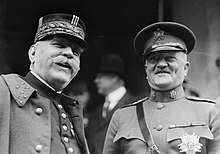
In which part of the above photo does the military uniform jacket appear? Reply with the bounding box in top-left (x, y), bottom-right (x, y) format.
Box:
top-left (0, 73), bottom-right (90, 154)
top-left (103, 88), bottom-right (220, 154)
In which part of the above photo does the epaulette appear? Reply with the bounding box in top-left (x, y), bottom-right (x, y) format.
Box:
top-left (186, 96), bottom-right (216, 104)
top-left (121, 97), bottom-right (149, 109)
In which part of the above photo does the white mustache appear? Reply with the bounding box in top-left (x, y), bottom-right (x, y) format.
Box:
top-left (52, 56), bottom-right (80, 70)
top-left (52, 56), bottom-right (68, 63)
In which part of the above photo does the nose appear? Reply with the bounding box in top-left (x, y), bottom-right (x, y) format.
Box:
top-left (157, 59), bottom-right (168, 69)
top-left (62, 47), bottom-right (74, 58)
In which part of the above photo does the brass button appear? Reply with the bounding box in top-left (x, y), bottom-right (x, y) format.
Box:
top-left (63, 137), bottom-right (69, 142)
top-left (35, 144), bottom-right (43, 152)
top-left (63, 125), bottom-right (68, 131)
top-left (156, 125), bottom-right (163, 131)
top-left (35, 108), bottom-right (43, 115)
top-left (61, 113), bottom-right (67, 119)
top-left (57, 104), bottom-right (63, 109)
top-left (68, 147), bottom-right (74, 153)
top-left (157, 103), bottom-right (164, 110)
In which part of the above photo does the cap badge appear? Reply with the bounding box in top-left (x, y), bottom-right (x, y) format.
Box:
top-left (178, 133), bottom-right (202, 154)
top-left (153, 28), bottom-right (165, 43)
top-left (169, 90), bottom-right (177, 99)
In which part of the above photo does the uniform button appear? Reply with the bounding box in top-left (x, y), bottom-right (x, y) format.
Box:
top-left (63, 137), bottom-right (69, 142)
top-left (58, 104), bottom-right (63, 109)
top-left (20, 91), bottom-right (24, 94)
top-left (35, 144), bottom-right (43, 152)
top-left (63, 125), bottom-right (68, 131)
top-left (156, 125), bottom-right (163, 131)
top-left (157, 103), bottom-right (164, 110)
top-left (35, 108), bottom-right (43, 115)
top-left (68, 147), bottom-right (74, 153)
top-left (61, 113), bottom-right (67, 119)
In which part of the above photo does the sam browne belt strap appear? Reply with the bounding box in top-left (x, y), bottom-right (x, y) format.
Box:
top-left (136, 102), bottom-right (160, 154)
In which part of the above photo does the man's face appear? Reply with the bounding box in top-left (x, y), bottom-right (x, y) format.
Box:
top-left (145, 51), bottom-right (190, 91)
top-left (94, 73), bottom-right (117, 96)
top-left (29, 36), bottom-right (84, 91)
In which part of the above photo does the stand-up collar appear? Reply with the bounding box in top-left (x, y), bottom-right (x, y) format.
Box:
top-left (149, 85), bottom-right (185, 102)
top-left (24, 72), bottom-right (62, 102)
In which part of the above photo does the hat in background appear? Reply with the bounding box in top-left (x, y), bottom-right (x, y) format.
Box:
top-left (34, 13), bottom-right (87, 48)
top-left (133, 22), bottom-right (196, 57)
top-left (97, 54), bottom-right (125, 76)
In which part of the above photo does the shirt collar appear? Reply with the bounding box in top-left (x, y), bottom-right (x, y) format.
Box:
top-left (107, 86), bottom-right (126, 103)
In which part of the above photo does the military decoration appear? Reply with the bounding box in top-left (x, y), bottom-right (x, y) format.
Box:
top-left (178, 133), bottom-right (202, 154)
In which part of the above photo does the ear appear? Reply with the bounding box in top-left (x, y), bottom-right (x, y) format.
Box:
top-left (184, 61), bottom-right (190, 76)
top-left (28, 45), bottom-right (37, 64)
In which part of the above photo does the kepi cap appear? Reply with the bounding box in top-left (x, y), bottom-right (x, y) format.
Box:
top-left (34, 13), bottom-right (87, 48)
top-left (133, 22), bottom-right (196, 57)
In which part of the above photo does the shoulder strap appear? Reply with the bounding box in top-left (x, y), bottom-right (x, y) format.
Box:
top-left (136, 102), bottom-right (160, 154)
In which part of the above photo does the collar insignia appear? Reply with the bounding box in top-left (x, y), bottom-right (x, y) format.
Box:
top-left (151, 90), bottom-right (156, 100)
top-left (178, 133), bottom-right (202, 154)
top-left (169, 90), bottom-right (177, 99)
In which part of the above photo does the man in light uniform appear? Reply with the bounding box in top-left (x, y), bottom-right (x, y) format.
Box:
top-left (103, 22), bottom-right (220, 154)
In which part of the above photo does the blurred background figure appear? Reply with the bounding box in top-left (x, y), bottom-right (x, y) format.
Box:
top-left (216, 56), bottom-right (220, 101)
top-left (64, 77), bottom-right (91, 128)
top-left (86, 54), bottom-right (140, 154)
top-left (183, 79), bottom-right (200, 97)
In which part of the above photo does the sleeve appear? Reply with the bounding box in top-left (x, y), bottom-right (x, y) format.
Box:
top-left (208, 100), bottom-right (220, 153)
top-left (102, 109), bottom-right (121, 154)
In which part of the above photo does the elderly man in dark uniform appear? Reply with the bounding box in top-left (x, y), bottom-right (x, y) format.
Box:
top-left (0, 13), bottom-right (90, 154)
top-left (103, 22), bottom-right (220, 154)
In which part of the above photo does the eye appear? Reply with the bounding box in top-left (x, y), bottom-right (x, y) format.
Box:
top-left (52, 42), bottom-right (65, 48)
top-left (165, 56), bottom-right (176, 62)
top-left (72, 49), bottom-right (82, 56)
top-left (147, 56), bottom-right (159, 64)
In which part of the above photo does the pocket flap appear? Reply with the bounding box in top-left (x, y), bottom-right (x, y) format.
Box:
top-left (167, 125), bottom-right (213, 142)
top-left (113, 127), bottom-right (145, 143)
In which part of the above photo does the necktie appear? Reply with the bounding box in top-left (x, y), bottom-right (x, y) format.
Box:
top-left (102, 97), bottom-right (110, 118)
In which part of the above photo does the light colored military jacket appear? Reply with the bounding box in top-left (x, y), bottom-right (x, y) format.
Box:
top-left (103, 87), bottom-right (220, 154)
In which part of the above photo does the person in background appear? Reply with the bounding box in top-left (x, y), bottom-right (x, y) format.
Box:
top-left (64, 78), bottom-right (91, 129)
top-left (216, 56), bottom-right (220, 102)
top-left (103, 22), bottom-right (220, 154)
top-left (183, 79), bottom-right (200, 97)
top-left (0, 13), bottom-right (90, 154)
top-left (86, 54), bottom-right (140, 154)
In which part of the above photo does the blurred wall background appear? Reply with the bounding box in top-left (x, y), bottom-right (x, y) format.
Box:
top-left (0, 0), bottom-right (220, 99)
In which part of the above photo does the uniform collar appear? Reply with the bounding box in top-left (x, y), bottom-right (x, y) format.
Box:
top-left (149, 85), bottom-right (185, 102)
top-left (25, 72), bottom-right (62, 102)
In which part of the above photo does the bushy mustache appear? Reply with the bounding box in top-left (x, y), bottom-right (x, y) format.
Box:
top-left (52, 56), bottom-right (80, 70)
top-left (52, 56), bottom-right (68, 63)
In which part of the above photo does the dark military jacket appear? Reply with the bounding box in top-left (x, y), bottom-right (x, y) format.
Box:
top-left (103, 87), bottom-right (220, 154)
top-left (0, 73), bottom-right (90, 154)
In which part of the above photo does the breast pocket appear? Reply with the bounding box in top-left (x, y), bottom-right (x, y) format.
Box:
top-left (167, 124), bottom-right (213, 152)
top-left (113, 127), bottom-right (145, 143)
top-left (167, 125), bottom-right (213, 142)
top-left (113, 127), bottom-right (148, 154)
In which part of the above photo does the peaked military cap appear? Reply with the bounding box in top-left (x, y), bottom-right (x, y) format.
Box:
top-left (34, 13), bottom-right (87, 48)
top-left (133, 22), bottom-right (196, 57)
